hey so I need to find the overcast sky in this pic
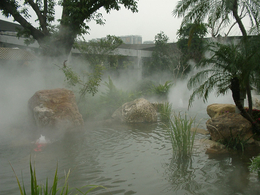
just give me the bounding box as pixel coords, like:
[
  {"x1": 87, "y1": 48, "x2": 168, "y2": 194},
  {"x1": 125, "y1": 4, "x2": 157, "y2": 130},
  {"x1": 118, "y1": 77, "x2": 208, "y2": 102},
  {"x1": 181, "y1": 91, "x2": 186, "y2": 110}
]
[{"x1": 86, "y1": 0, "x2": 182, "y2": 42}]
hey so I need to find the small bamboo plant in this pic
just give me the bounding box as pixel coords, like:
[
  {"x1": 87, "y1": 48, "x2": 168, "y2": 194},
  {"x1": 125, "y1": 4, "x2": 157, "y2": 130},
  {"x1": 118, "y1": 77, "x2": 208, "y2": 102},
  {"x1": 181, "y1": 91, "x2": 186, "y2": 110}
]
[
  {"x1": 167, "y1": 112, "x2": 196, "y2": 157},
  {"x1": 10, "y1": 161, "x2": 105, "y2": 195}
]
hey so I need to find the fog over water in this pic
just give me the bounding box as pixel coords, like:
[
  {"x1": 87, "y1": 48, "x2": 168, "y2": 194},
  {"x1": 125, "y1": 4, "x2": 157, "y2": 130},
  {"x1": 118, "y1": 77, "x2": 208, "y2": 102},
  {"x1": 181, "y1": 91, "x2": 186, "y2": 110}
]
[{"x1": 1, "y1": 57, "x2": 260, "y2": 195}]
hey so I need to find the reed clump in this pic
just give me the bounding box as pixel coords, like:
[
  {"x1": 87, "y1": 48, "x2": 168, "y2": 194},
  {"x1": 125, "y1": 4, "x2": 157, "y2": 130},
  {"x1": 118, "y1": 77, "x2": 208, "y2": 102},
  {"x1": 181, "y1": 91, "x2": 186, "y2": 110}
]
[
  {"x1": 167, "y1": 112, "x2": 196, "y2": 157},
  {"x1": 159, "y1": 102, "x2": 172, "y2": 122},
  {"x1": 10, "y1": 161, "x2": 105, "y2": 195}
]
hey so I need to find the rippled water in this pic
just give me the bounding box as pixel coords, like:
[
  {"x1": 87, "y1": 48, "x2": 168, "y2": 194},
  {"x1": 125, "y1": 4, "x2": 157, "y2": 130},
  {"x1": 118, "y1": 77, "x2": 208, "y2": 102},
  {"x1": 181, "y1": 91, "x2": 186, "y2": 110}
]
[{"x1": 1, "y1": 117, "x2": 260, "y2": 195}]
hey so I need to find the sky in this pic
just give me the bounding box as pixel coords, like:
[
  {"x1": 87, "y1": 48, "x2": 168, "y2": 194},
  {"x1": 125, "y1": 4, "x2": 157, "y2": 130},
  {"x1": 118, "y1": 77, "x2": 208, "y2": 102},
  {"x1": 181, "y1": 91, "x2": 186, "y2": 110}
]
[
  {"x1": 86, "y1": 0, "x2": 182, "y2": 42},
  {"x1": 0, "y1": 0, "x2": 182, "y2": 43}
]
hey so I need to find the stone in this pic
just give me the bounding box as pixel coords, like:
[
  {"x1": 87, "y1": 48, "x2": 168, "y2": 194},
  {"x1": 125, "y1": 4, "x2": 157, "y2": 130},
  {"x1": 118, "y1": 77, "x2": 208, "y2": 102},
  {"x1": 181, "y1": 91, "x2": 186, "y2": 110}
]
[
  {"x1": 206, "y1": 113, "x2": 253, "y2": 142},
  {"x1": 191, "y1": 127, "x2": 210, "y2": 135},
  {"x1": 28, "y1": 88, "x2": 84, "y2": 131},
  {"x1": 207, "y1": 103, "x2": 236, "y2": 118},
  {"x1": 112, "y1": 98, "x2": 157, "y2": 123}
]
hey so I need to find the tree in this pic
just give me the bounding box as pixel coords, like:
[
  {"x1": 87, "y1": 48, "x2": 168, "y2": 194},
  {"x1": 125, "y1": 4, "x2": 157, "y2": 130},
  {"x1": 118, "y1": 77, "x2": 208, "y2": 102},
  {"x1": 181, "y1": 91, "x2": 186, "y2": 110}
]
[
  {"x1": 143, "y1": 32, "x2": 184, "y2": 79},
  {"x1": 0, "y1": 0, "x2": 138, "y2": 57},
  {"x1": 177, "y1": 22, "x2": 207, "y2": 68},
  {"x1": 173, "y1": 0, "x2": 260, "y2": 38},
  {"x1": 75, "y1": 35, "x2": 123, "y2": 70},
  {"x1": 187, "y1": 39, "x2": 260, "y2": 130},
  {"x1": 173, "y1": 0, "x2": 260, "y2": 128}
]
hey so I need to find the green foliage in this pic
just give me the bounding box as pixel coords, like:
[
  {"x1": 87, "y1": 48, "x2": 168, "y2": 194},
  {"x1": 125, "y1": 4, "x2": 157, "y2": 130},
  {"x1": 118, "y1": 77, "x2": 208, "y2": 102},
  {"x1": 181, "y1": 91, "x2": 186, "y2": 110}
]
[
  {"x1": 99, "y1": 76, "x2": 141, "y2": 119},
  {"x1": 58, "y1": 62, "x2": 104, "y2": 100},
  {"x1": 150, "y1": 81, "x2": 173, "y2": 100},
  {"x1": 74, "y1": 35, "x2": 123, "y2": 70},
  {"x1": 187, "y1": 39, "x2": 260, "y2": 109},
  {"x1": 10, "y1": 161, "x2": 105, "y2": 195},
  {"x1": 173, "y1": 0, "x2": 260, "y2": 37},
  {"x1": 167, "y1": 112, "x2": 196, "y2": 157},
  {"x1": 177, "y1": 23, "x2": 207, "y2": 67},
  {"x1": 218, "y1": 130, "x2": 253, "y2": 151},
  {"x1": 142, "y1": 32, "x2": 182, "y2": 78},
  {"x1": 0, "y1": 0, "x2": 138, "y2": 56},
  {"x1": 159, "y1": 102, "x2": 172, "y2": 122},
  {"x1": 132, "y1": 79, "x2": 155, "y2": 96},
  {"x1": 249, "y1": 155, "x2": 260, "y2": 177}
]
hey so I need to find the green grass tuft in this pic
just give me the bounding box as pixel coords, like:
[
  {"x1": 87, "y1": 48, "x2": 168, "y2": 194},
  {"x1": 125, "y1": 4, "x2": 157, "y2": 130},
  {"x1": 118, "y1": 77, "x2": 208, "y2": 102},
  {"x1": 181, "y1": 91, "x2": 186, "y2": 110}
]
[{"x1": 167, "y1": 112, "x2": 196, "y2": 157}]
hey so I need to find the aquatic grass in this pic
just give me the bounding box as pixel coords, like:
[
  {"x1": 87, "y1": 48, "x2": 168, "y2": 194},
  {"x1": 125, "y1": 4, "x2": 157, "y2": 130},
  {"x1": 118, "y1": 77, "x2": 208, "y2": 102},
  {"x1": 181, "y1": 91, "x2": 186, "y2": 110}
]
[
  {"x1": 249, "y1": 154, "x2": 260, "y2": 177},
  {"x1": 167, "y1": 112, "x2": 196, "y2": 157},
  {"x1": 10, "y1": 161, "x2": 105, "y2": 195},
  {"x1": 159, "y1": 102, "x2": 172, "y2": 122}
]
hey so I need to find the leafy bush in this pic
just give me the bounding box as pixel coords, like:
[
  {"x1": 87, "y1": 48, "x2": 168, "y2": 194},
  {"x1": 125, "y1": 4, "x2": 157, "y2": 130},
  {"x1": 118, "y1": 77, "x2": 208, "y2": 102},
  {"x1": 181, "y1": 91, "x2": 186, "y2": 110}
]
[
  {"x1": 167, "y1": 112, "x2": 196, "y2": 157},
  {"x1": 150, "y1": 81, "x2": 173, "y2": 100}
]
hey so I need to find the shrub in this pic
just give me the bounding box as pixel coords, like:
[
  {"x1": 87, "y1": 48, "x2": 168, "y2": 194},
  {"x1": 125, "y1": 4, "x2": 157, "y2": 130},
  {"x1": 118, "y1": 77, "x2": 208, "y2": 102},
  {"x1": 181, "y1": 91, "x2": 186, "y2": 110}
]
[{"x1": 150, "y1": 81, "x2": 173, "y2": 100}]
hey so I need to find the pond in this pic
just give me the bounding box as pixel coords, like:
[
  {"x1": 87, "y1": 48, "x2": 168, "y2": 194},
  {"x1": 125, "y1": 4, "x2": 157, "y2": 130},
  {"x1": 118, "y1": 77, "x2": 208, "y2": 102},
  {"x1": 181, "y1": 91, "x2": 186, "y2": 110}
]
[{"x1": 1, "y1": 109, "x2": 260, "y2": 195}]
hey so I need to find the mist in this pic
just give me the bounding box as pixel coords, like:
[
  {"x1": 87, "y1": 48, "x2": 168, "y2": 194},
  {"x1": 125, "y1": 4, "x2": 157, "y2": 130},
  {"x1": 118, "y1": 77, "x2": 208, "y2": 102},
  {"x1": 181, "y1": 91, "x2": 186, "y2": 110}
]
[{"x1": 0, "y1": 57, "x2": 66, "y2": 143}]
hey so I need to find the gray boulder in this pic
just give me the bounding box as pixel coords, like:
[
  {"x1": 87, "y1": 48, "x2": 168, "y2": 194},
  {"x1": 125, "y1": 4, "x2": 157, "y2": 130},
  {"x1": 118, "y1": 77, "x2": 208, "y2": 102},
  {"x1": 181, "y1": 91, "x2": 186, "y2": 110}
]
[{"x1": 112, "y1": 98, "x2": 157, "y2": 123}]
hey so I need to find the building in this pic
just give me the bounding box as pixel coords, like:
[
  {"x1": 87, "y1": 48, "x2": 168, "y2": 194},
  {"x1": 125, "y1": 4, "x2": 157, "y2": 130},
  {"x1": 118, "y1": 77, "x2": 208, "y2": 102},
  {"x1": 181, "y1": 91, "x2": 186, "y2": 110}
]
[{"x1": 119, "y1": 35, "x2": 142, "y2": 44}]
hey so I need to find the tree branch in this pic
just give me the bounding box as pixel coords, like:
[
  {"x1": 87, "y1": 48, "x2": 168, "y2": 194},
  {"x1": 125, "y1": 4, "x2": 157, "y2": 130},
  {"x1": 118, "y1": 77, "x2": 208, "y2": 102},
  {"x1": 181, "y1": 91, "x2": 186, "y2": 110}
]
[
  {"x1": 27, "y1": 0, "x2": 49, "y2": 35},
  {"x1": 0, "y1": 1, "x2": 45, "y2": 42}
]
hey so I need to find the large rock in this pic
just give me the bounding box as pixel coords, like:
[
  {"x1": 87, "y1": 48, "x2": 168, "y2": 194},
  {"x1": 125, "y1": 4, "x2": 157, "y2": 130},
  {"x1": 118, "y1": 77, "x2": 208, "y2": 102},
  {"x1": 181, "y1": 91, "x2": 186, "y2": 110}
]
[
  {"x1": 112, "y1": 98, "x2": 157, "y2": 123},
  {"x1": 207, "y1": 103, "x2": 236, "y2": 118},
  {"x1": 28, "y1": 88, "x2": 84, "y2": 130},
  {"x1": 206, "y1": 113, "x2": 253, "y2": 142}
]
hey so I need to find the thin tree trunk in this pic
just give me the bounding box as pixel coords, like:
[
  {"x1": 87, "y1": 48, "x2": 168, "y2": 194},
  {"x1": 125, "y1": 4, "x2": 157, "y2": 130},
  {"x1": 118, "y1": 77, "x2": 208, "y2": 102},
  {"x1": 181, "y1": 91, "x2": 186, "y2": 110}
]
[{"x1": 231, "y1": 77, "x2": 254, "y2": 122}]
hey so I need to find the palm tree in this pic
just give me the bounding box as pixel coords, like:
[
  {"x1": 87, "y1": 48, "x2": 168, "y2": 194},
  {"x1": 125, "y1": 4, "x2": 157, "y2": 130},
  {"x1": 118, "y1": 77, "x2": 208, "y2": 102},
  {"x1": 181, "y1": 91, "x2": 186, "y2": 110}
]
[
  {"x1": 173, "y1": 0, "x2": 260, "y2": 129},
  {"x1": 187, "y1": 39, "x2": 260, "y2": 131},
  {"x1": 173, "y1": 0, "x2": 260, "y2": 38}
]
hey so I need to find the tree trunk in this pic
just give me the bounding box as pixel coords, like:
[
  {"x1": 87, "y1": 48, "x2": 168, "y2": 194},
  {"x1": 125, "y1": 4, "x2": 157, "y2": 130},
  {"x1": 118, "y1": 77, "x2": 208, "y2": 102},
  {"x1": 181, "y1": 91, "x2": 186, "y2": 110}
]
[
  {"x1": 37, "y1": 25, "x2": 76, "y2": 58},
  {"x1": 231, "y1": 77, "x2": 260, "y2": 133}
]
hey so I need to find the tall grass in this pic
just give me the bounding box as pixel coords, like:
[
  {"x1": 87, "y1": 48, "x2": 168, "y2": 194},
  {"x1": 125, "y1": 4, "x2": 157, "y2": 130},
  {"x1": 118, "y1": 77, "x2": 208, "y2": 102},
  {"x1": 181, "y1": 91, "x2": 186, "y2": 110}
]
[
  {"x1": 10, "y1": 161, "x2": 105, "y2": 195},
  {"x1": 167, "y1": 112, "x2": 196, "y2": 157},
  {"x1": 159, "y1": 102, "x2": 172, "y2": 122}
]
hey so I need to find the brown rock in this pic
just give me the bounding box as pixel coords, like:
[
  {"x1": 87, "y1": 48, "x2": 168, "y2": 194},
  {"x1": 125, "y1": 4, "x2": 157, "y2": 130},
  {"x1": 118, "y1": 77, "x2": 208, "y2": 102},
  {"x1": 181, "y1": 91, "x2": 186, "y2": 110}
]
[
  {"x1": 112, "y1": 98, "x2": 157, "y2": 123},
  {"x1": 28, "y1": 88, "x2": 84, "y2": 130},
  {"x1": 206, "y1": 113, "x2": 253, "y2": 142},
  {"x1": 191, "y1": 127, "x2": 210, "y2": 135},
  {"x1": 207, "y1": 103, "x2": 236, "y2": 118}
]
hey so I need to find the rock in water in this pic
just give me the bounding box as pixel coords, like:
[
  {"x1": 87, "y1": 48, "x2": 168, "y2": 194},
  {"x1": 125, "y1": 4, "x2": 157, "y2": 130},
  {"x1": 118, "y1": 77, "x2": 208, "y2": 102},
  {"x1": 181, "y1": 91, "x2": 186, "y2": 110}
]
[
  {"x1": 207, "y1": 103, "x2": 236, "y2": 118},
  {"x1": 112, "y1": 98, "x2": 157, "y2": 123},
  {"x1": 28, "y1": 88, "x2": 84, "y2": 131},
  {"x1": 206, "y1": 113, "x2": 253, "y2": 142}
]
